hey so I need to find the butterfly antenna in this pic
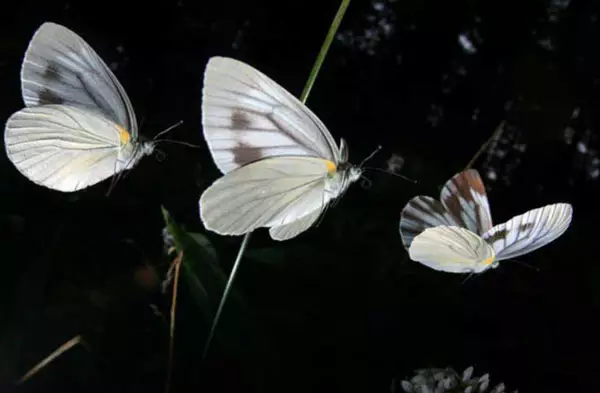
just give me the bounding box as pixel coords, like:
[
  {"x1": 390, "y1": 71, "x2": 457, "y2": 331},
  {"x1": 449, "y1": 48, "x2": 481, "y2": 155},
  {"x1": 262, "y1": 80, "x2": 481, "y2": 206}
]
[
  {"x1": 154, "y1": 139, "x2": 204, "y2": 148},
  {"x1": 358, "y1": 145, "x2": 383, "y2": 167},
  {"x1": 507, "y1": 258, "x2": 540, "y2": 272},
  {"x1": 153, "y1": 120, "x2": 184, "y2": 141},
  {"x1": 364, "y1": 166, "x2": 418, "y2": 184}
]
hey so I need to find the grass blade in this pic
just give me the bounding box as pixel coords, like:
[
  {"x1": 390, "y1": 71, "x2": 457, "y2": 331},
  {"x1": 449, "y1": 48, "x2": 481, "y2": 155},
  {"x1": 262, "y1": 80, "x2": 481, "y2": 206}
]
[
  {"x1": 17, "y1": 335, "x2": 83, "y2": 385},
  {"x1": 165, "y1": 251, "x2": 183, "y2": 393}
]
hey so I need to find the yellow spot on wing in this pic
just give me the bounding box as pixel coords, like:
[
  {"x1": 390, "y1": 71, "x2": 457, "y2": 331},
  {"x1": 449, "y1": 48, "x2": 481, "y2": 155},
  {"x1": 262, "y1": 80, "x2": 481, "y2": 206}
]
[
  {"x1": 118, "y1": 126, "x2": 130, "y2": 145},
  {"x1": 482, "y1": 254, "x2": 495, "y2": 266},
  {"x1": 325, "y1": 160, "x2": 337, "y2": 174}
]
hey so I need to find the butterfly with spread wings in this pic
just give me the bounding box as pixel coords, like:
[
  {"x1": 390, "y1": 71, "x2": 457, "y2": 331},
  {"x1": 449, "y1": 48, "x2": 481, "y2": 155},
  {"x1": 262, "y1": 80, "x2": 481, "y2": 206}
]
[{"x1": 399, "y1": 169, "x2": 573, "y2": 273}]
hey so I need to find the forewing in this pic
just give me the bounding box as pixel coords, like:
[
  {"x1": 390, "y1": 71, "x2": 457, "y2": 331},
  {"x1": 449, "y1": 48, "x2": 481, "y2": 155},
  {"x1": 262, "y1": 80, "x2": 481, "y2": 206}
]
[
  {"x1": 5, "y1": 104, "x2": 128, "y2": 192},
  {"x1": 199, "y1": 156, "x2": 330, "y2": 237},
  {"x1": 399, "y1": 196, "x2": 463, "y2": 249},
  {"x1": 202, "y1": 56, "x2": 339, "y2": 174},
  {"x1": 409, "y1": 226, "x2": 495, "y2": 273},
  {"x1": 482, "y1": 203, "x2": 573, "y2": 261},
  {"x1": 440, "y1": 169, "x2": 493, "y2": 235},
  {"x1": 269, "y1": 209, "x2": 322, "y2": 241},
  {"x1": 21, "y1": 22, "x2": 137, "y2": 135}
]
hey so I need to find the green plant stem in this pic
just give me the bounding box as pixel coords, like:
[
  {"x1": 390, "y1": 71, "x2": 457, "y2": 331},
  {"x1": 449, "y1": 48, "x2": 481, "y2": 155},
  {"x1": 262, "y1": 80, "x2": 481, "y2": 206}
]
[
  {"x1": 200, "y1": 0, "x2": 352, "y2": 363},
  {"x1": 201, "y1": 232, "x2": 251, "y2": 361},
  {"x1": 465, "y1": 121, "x2": 505, "y2": 170},
  {"x1": 301, "y1": 0, "x2": 351, "y2": 103}
]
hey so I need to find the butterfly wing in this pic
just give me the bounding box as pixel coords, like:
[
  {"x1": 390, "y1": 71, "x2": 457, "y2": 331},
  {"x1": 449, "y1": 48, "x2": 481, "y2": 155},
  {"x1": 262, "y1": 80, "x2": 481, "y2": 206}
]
[
  {"x1": 439, "y1": 169, "x2": 493, "y2": 235},
  {"x1": 399, "y1": 196, "x2": 463, "y2": 248},
  {"x1": 5, "y1": 104, "x2": 134, "y2": 192},
  {"x1": 199, "y1": 156, "x2": 333, "y2": 239},
  {"x1": 409, "y1": 226, "x2": 496, "y2": 273},
  {"x1": 20, "y1": 22, "x2": 137, "y2": 137},
  {"x1": 201, "y1": 56, "x2": 340, "y2": 174},
  {"x1": 269, "y1": 209, "x2": 322, "y2": 241},
  {"x1": 482, "y1": 203, "x2": 573, "y2": 261},
  {"x1": 399, "y1": 169, "x2": 493, "y2": 249}
]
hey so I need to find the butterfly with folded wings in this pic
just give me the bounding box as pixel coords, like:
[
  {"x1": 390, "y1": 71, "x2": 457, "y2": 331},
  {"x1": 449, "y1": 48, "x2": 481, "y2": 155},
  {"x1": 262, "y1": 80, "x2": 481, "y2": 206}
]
[
  {"x1": 399, "y1": 169, "x2": 573, "y2": 273},
  {"x1": 4, "y1": 22, "x2": 155, "y2": 192},
  {"x1": 199, "y1": 57, "x2": 363, "y2": 241}
]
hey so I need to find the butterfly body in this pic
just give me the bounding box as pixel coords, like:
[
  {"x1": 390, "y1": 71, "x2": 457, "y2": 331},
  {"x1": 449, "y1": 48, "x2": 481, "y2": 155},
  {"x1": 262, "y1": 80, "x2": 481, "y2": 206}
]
[{"x1": 117, "y1": 136, "x2": 155, "y2": 172}]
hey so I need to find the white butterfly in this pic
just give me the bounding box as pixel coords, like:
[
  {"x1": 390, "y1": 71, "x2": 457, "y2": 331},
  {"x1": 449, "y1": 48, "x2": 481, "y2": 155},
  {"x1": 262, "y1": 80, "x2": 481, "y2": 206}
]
[
  {"x1": 199, "y1": 57, "x2": 362, "y2": 241},
  {"x1": 4, "y1": 22, "x2": 154, "y2": 192},
  {"x1": 399, "y1": 169, "x2": 573, "y2": 273}
]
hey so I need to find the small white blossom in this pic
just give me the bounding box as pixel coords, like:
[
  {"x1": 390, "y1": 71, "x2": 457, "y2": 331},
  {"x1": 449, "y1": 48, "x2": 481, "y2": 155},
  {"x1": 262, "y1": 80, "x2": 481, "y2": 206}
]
[{"x1": 400, "y1": 366, "x2": 517, "y2": 393}]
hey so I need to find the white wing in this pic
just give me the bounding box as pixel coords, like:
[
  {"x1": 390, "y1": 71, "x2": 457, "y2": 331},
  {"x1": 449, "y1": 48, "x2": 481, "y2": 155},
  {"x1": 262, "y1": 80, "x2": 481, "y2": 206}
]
[
  {"x1": 20, "y1": 22, "x2": 137, "y2": 136},
  {"x1": 482, "y1": 203, "x2": 573, "y2": 261},
  {"x1": 4, "y1": 104, "x2": 135, "y2": 192},
  {"x1": 201, "y1": 56, "x2": 339, "y2": 174},
  {"x1": 399, "y1": 196, "x2": 463, "y2": 248},
  {"x1": 409, "y1": 226, "x2": 496, "y2": 273},
  {"x1": 439, "y1": 169, "x2": 493, "y2": 235},
  {"x1": 269, "y1": 209, "x2": 322, "y2": 241},
  {"x1": 399, "y1": 169, "x2": 493, "y2": 248},
  {"x1": 199, "y1": 156, "x2": 332, "y2": 237}
]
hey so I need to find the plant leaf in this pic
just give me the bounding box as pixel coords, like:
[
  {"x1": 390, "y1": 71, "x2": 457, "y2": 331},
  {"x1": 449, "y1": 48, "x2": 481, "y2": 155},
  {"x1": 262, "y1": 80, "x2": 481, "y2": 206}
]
[
  {"x1": 161, "y1": 206, "x2": 223, "y2": 319},
  {"x1": 187, "y1": 232, "x2": 218, "y2": 263}
]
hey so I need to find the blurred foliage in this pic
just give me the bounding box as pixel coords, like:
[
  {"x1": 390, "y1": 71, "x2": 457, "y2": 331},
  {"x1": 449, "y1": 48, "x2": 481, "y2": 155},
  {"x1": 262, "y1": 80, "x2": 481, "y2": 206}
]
[
  {"x1": 398, "y1": 366, "x2": 517, "y2": 393},
  {"x1": 160, "y1": 207, "x2": 279, "y2": 392},
  {"x1": 162, "y1": 206, "x2": 221, "y2": 317}
]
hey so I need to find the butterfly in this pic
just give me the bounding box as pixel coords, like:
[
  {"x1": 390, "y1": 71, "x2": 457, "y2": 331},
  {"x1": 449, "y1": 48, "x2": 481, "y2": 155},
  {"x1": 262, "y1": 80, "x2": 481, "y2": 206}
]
[
  {"x1": 199, "y1": 57, "x2": 362, "y2": 241},
  {"x1": 4, "y1": 22, "x2": 155, "y2": 192},
  {"x1": 399, "y1": 169, "x2": 573, "y2": 273}
]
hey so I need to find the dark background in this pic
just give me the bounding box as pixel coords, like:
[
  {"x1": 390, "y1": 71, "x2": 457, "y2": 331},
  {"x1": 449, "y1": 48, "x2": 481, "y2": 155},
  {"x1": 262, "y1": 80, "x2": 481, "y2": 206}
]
[{"x1": 1, "y1": 0, "x2": 599, "y2": 392}]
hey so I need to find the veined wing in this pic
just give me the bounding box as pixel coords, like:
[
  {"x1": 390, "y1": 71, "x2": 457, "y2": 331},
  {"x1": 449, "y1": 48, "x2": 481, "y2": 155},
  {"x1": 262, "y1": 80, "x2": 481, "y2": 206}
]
[
  {"x1": 21, "y1": 22, "x2": 137, "y2": 136},
  {"x1": 269, "y1": 209, "x2": 322, "y2": 241},
  {"x1": 5, "y1": 104, "x2": 131, "y2": 192},
  {"x1": 482, "y1": 203, "x2": 573, "y2": 261},
  {"x1": 199, "y1": 156, "x2": 333, "y2": 237},
  {"x1": 409, "y1": 226, "x2": 496, "y2": 274},
  {"x1": 439, "y1": 169, "x2": 493, "y2": 235},
  {"x1": 399, "y1": 196, "x2": 463, "y2": 249},
  {"x1": 202, "y1": 56, "x2": 339, "y2": 174}
]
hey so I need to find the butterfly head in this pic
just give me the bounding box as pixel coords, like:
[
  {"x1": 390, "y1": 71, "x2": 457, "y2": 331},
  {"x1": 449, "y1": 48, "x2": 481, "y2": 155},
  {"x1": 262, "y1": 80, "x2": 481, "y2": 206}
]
[
  {"x1": 348, "y1": 165, "x2": 363, "y2": 183},
  {"x1": 334, "y1": 143, "x2": 379, "y2": 185},
  {"x1": 335, "y1": 162, "x2": 362, "y2": 183},
  {"x1": 135, "y1": 135, "x2": 157, "y2": 160},
  {"x1": 324, "y1": 162, "x2": 362, "y2": 199},
  {"x1": 141, "y1": 141, "x2": 156, "y2": 156}
]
